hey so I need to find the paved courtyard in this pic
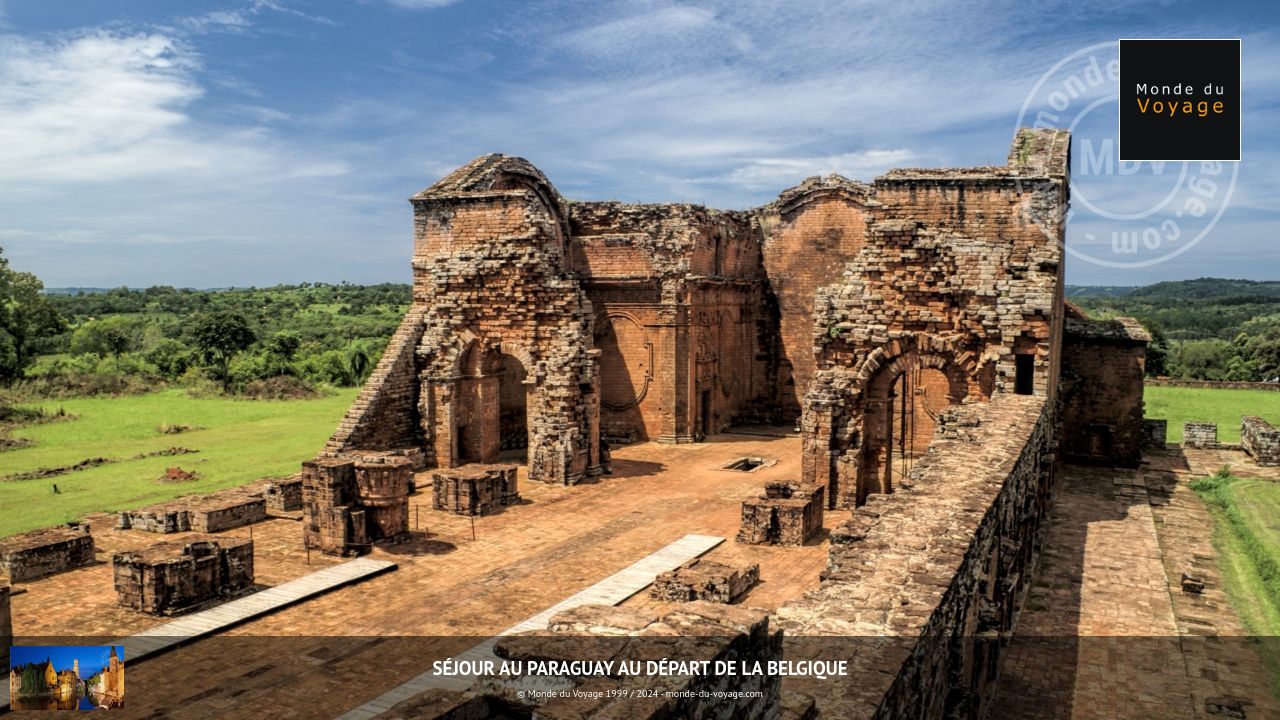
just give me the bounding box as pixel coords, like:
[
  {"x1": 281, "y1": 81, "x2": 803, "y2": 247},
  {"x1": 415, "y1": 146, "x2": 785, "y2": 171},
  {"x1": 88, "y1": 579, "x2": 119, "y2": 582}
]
[
  {"x1": 990, "y1": 448, "x2": 1279, "y2": 720},
  {"x1": 8, "y1": 432, "x2": 837, "y2": 719}
]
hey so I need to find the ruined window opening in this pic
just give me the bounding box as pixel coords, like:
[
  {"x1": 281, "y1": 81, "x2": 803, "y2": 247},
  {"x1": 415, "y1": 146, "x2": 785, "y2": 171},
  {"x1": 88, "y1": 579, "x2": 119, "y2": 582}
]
[{"x1": 1014, "y1": 354, "x2": 1035, "y2": 396}]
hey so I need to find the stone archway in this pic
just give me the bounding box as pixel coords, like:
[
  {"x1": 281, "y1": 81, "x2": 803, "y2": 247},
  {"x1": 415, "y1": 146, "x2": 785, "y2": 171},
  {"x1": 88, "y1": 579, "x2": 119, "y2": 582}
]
[{"x1": 858, "y1": 351, "x2": 971, "y2": 503}]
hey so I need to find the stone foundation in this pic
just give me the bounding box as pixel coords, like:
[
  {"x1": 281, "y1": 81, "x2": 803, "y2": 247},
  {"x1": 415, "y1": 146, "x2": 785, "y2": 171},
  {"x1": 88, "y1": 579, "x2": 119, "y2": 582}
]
[
  {"x1": 431, "y1": 464, "x2": 520, "y2": 516},
  {"x1": 117, "y1": 493, "x2": 265, "y2": 534},
  {"x1": 1241, "y1": 416, "x2": 1280, "y2": 466},
  {"x1": 1184, "y1": 422, "x2": 1219, "y2": 449},
  {"x1": 737, "y1": 481, "x2": 824, "y2": 546},
  {"x1": 0, "y1": 523, "x2": 95, "y2": 582},
  {"x1": 302, "y1": 452, "x2": 411, "y2": 556},
  {"x1": 1143, "y1": 419, "x2": 1168, "y2": 448},
  {"x1": 650, "y1": 558, "x2": 759, "y2": 603},
  {"x1": 263, "y1": 476, "x2": 304, "y2": 511},
  {"x1": 113, "y1": 535, "x2": 254, "y2": 615}
]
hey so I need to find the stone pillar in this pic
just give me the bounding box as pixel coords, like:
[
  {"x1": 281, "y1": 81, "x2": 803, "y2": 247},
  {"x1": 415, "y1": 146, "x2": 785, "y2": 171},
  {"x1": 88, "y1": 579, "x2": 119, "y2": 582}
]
[
  {"x1": 657, "y1": 301, "x2": 695, "y2": 444},
  {"x1": 353, "y1": 456, "x2": 412, "y2": 541}
]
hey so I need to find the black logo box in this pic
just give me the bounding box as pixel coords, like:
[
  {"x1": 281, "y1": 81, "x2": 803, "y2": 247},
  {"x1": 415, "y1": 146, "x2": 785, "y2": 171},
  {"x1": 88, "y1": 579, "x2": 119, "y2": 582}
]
[{"x1": 1119, "y1": 39, "x2": 1240, "y2": 161}]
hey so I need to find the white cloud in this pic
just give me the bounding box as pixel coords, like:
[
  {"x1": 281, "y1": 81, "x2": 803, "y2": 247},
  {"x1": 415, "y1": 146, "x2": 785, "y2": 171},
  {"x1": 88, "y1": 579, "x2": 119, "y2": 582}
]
[{"x1": 0, "y1": 31, "x2": 346, "y2": 187}]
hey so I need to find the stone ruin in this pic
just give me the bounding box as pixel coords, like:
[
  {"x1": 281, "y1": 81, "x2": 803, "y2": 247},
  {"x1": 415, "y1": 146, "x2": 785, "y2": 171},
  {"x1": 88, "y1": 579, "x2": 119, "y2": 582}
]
[
  {"x1": 1185, "y1": 422, "x2": 1220, "y2": 449},
  {"x1": 225, "y1": 127, "x2": 1171, "y2": 717},
  {"x1": 431, "y1": 463, "x2": 520, "y2": 516},
  {"x1": 318, "y1": 129, "x2": 1142, "y2": 512},
  {"x1": 650, "y1": 558, "x2": 759, "y2": 604},
  {"x1": 262, "y1": 476, "x2": 304, "y2": 511},
  {"x1": 1241, "y1": 416, "x2": 1280, "y2": 466},
  {"x1": 113, "y1": 535, "x2": 254, "y2": 615},
  {"x1": 302, "y1": 452, "x2": 412, "y2": 556},
  {"x1": 0, "y1": 523, "x2": 95, "y2": 582},
  {"x1": 737, "y1": 481, "x2": 825, "y2": 546},
  {"x1": 1144, "y1": 418, "x2": 1169, "y2": 448},
  {"x1": 117, "y1": 490, "x2": 266, "y2": 534},
  {"x1": 370, "y1": 602, "x2": 792, "y2": 720}
]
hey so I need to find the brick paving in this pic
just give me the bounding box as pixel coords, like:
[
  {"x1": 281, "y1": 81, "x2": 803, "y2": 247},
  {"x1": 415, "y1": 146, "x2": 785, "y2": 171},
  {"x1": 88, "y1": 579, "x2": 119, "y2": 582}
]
[
  {"x1": 7, "y1": 433, "x2": 836, "y2": 719},
  {"x1": 991, "y1": 450, "x2": 1280, "y2": 719}
]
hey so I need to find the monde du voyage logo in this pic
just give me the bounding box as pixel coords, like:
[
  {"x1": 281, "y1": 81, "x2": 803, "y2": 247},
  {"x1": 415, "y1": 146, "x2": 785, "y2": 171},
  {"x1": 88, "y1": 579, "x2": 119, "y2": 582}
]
[{"x1": 1017, "y1": 39, "x2": 1241, "y2": 269}]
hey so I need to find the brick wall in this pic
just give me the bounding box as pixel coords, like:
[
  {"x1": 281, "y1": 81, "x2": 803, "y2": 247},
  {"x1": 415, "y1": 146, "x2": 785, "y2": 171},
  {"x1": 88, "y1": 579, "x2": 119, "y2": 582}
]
[
  {"x1": 1184, "y1": 422, "x2": 1219, "y2": 448},
  {"x1": 777, "y1": 394, "x2": 1056, "y2": 719},
  {"x1": 800, "y1": 129, "x2": 1069, "y2": 508},
  {"x1": 113, "y1": 536, "x2": 254, "y2": 615},
  {"x1": 1242, "y1": 416, "x2": 1280, "y2": 466},
  {"x1": 757, "y1": 181, "x2": 872, "y2": 420},
  {"x1": 1060, "y1": 317, "x2": 1149, "y2": 467}
]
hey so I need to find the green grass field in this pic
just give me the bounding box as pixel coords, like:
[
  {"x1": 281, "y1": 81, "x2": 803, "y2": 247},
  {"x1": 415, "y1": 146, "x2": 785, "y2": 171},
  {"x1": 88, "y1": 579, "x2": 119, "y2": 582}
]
[
  {"x1": 0, "y1": 388, "x2": 357, "y2": 537},
  {"x1": 1191, "y1": 472, "x2": 1280, "y2": 696},
  {"x1": 1145, "y1": 385, "x2": 1280, "y2": 443}
]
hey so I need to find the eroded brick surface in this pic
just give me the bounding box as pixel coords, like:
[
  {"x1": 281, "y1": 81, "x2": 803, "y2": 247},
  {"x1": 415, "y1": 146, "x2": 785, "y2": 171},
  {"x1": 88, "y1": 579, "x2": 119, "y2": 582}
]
[
  {"x1": 112, "y1": 535, "x2": 254, "y2": 615},
  {"x1": 0, "y1": 523, "x2": 95, "y2": 582}
]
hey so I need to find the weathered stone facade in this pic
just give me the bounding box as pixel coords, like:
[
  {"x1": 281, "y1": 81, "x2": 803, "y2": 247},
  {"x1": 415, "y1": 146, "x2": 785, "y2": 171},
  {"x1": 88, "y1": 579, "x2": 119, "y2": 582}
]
[
  {"x1": 431, "y1": 464, "x2": 520, "y2": 516},
  {"x1": 801, "y1": 130, "x2": 1070, "y2": 508},
  {"x1": 1184, "y1": 422, "x2": 1219, "y2": 449},
  {"x1": 0, "y1": 523, "x2": 95, "y2": 582},
  {"x1": 738, "y1": 481, "x2": 826, "y2": 546},
  {"x1": 302, "y1": 452, "x2": 412, "y2": 555},
  {"x1": 1060, "y1": 311, "x2": 1150, "y2": 467},
  {"x1": 1241, "y1": 416, "x2": 1280, "y2": 466},
  {"x1": 320, "y1": 129, "x2": 1094, "y2": 511},
  {"x1": 650, "y1": 558, "x2": 759, "y2": 603},
  {"x1": 113, "y1": 535, "x2": 254, "y2": 615}
]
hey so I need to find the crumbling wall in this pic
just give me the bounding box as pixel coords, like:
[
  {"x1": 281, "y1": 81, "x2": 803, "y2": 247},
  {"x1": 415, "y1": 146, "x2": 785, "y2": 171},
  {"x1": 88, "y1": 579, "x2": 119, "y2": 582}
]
[
  {"x1": 326, "y1": 305, "x2": 428, "y2": 455},
  {"x1": 776, "y1": 394, "x2": 1056, "y2": 719},
  {"x1": 113, "y1": 536, "x2": 254, "y2": 615},
  {"x1": 413, "y1": 155, "x2": 599, "y2": 484},
  {"x1": 117, "y1": 491, "x2": 266, "y2": 534},
  {"x1": 0, "y1": 524, "x2": 95, "y2": 582},
  {"x1": 801, "y1": 129, "x2": 1068, "y2": 508},
  {"x1": 737, "y1": 481, "x2": 825, "y2": 546},
  {"x1": 756, "y1": 176, "x2": 873, "y2": 421},
  {"x1": 263, "y1": 476, "x2": 303, "y2": 511},
  {"x1": 1242, "y1": 416, "x2": 1280, "y2": 466},
  {"x1": 570, "y1": 202, "x2": 771, "y2": 441},
  {"x1": 1060, "y1": 315, "x2": 1150, "y2": 467}
]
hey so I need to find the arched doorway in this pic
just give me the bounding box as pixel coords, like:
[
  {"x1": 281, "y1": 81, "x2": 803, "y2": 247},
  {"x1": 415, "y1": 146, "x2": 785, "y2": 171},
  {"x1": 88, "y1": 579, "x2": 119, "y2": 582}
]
[
  {"x1": 860, "y1": 356, "x2": 967, "y2": 503},
  {"x1": 496, "y1": 353, "x2": 529, "y2": 460}
]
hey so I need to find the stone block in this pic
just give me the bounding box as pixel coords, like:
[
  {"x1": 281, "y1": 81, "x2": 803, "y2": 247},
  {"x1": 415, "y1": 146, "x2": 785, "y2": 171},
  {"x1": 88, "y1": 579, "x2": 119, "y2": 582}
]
[
  {"x1": 113, "y1": 535, "x2": 254, "y2": 615},
  {"x1": 1143, "y1": 419, "x2": 1168, "y2": 448},
  {"x1": 1241, "y1": 416, "x2": 1280, "y2": 466},
  {"x1": 431, "y1": 464, "x2": 520, "y2": 516},
  {"x1": 650, "y1": 558, "x2": 759, "y2": 603},
  {"x1": 737, "y1": 482, "x2": 824, "y2": 546},
  {"x1": 1184, "y1": 422, "x2": 1219, "y2": 449},
  {"x1": 0, "y1": 523, "x2": 95, "y2": 582}
]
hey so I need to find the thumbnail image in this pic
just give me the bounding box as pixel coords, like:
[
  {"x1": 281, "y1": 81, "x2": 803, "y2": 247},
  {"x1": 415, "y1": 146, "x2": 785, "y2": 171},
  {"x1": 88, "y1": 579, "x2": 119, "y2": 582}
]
[{"x1": 9, "y1": 645, "x2": 124, "y2": 711}]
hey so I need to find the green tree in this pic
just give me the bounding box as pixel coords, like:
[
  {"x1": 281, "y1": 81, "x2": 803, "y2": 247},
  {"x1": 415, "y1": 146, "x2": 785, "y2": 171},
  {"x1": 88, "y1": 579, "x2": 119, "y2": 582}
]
[
  {"x1": 190, "y1": 311, "x2": 256, "y2": 392},
  {"x1": 0, "y1": 248, "x2": 65, "y2": 384},
  {"x1": 70, "y1": 316, "x2": 139, "y2": 369},
  {"x1": 264, "y1": 331, "x2": 302, "y2": 376}
]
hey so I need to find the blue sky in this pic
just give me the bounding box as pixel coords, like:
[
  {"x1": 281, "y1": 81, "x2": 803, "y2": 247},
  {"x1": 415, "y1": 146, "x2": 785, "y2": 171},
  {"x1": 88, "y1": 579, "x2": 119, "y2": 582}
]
[
  {"x1": 0, "y1": 0, "x2": 1277, "y2": 288},
  {"x1": 11, "y1": 645, "x2": 122, "y2": 678}
]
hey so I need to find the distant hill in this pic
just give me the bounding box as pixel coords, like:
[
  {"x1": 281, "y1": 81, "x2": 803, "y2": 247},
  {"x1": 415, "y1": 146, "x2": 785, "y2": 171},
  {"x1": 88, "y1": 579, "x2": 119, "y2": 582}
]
[
  {"x1": 1064, "y1": 285, "x2": 1139, "y2": 299},
  {"x1": 1068, "y1": 277, "x2": 1280, "y2": 343}
]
